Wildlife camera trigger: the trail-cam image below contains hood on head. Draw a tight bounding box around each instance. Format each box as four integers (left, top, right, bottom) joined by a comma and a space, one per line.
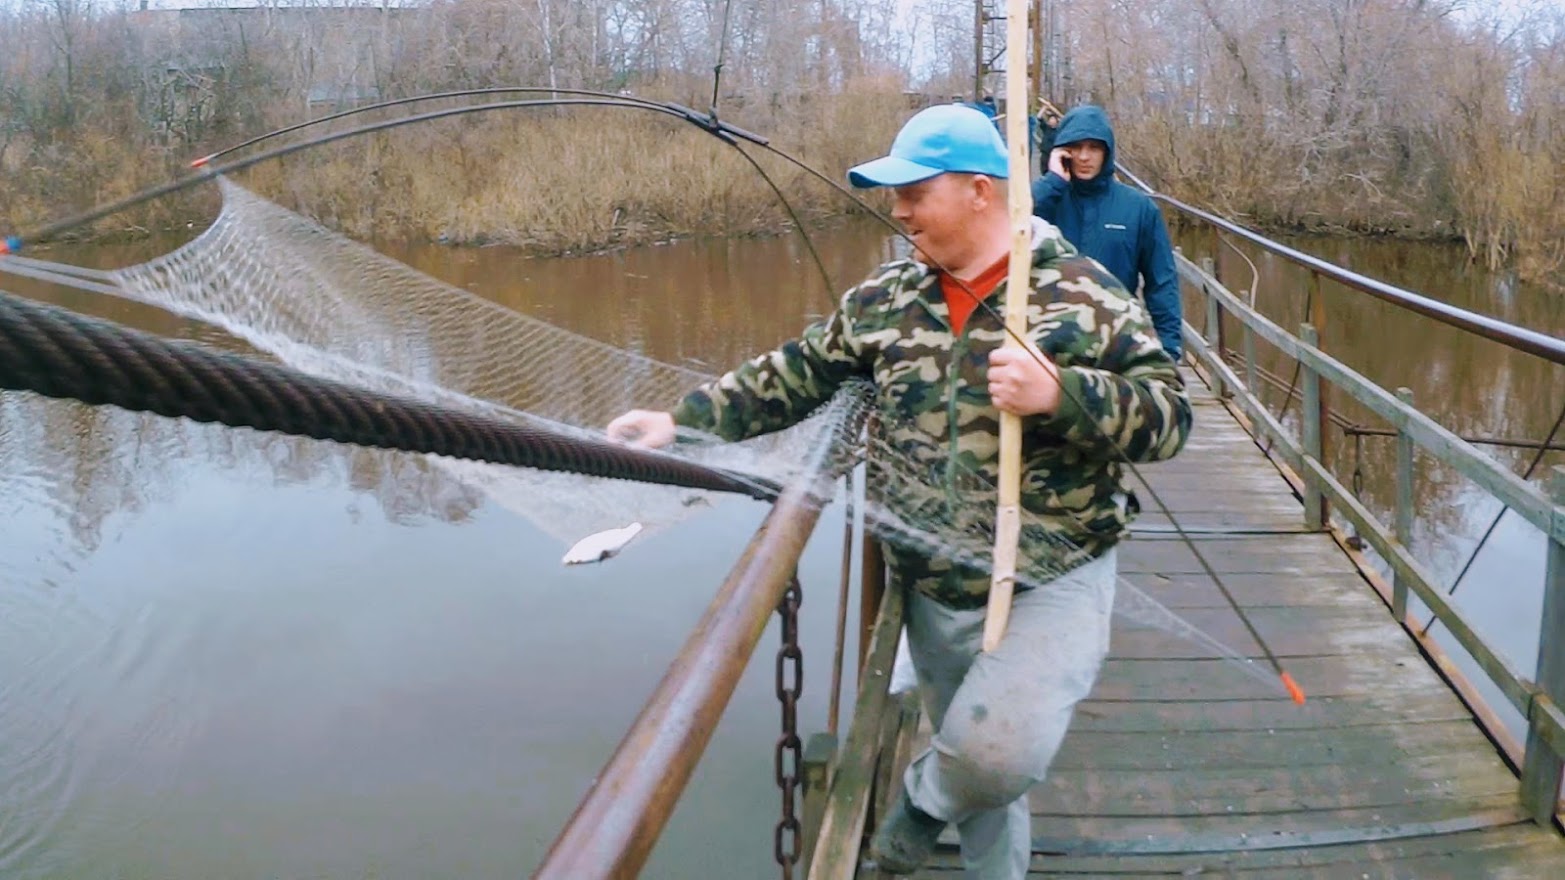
1051, 105, 1116, 183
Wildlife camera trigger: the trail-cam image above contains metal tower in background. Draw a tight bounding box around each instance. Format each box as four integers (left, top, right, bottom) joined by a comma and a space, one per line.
976, 0, 1072, 108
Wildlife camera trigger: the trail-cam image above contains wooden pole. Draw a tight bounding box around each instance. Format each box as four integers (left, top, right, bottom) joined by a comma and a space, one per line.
982, 0, 1034, 653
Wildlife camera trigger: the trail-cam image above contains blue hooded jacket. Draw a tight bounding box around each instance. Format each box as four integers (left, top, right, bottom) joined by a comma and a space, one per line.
1031, 106, 1182, 357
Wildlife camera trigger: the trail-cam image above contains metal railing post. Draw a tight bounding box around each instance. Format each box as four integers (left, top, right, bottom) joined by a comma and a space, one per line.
1300, 323, 1325, 529
799, 732, 837, 871
1242, 317, 1257, 398
1308, 272, 1330, 517
1200, 256, 1224, 399
1393, 387, 1415, 621
1521, 466, 1565, 823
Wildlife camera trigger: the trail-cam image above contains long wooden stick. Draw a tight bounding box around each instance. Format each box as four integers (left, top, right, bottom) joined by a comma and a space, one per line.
982, 0, 1035, 653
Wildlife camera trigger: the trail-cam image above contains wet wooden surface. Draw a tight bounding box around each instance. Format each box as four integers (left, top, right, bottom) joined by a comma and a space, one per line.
860, 379, 1565, 878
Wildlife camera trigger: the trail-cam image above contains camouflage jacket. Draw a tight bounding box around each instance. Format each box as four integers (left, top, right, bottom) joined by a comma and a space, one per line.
672, 218, 1191, 607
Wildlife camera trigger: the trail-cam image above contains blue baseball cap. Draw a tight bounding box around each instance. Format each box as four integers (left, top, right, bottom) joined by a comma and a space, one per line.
847, 105, 1009, 189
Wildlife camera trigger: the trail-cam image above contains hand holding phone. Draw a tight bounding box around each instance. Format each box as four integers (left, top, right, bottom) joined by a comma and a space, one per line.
1048, 147, 1073, 182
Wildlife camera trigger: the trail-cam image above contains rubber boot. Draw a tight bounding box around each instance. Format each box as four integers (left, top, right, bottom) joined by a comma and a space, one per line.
867, 791, 946, 874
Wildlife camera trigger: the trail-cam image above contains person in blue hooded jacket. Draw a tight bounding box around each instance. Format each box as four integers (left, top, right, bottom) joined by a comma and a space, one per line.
1031, 106, 1183, 358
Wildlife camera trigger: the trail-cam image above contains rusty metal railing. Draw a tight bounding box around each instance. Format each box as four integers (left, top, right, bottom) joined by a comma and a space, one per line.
534, 387, 875, 879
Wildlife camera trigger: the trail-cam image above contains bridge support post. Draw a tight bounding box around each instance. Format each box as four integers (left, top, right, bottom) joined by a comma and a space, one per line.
800, 732, 837, 871
1393, 387, 1415, 621
1242, 318, 1257, 400
1521, 466, 1565, 824
1300, 323, 1325, 530
1200, 257, 1224, 399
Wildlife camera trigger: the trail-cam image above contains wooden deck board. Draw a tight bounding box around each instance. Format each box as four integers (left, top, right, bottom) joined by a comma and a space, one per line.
916, 822, 1565, 876
843, 375, 1564, 878
1069, 693, 1475, 733
1120, 572, 1379, 610
1031, 756, 1516, 815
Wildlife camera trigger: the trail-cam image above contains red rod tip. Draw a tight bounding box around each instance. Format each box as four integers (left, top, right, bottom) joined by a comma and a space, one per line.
1281, 671, 1306, 705
190, 155, 211, 169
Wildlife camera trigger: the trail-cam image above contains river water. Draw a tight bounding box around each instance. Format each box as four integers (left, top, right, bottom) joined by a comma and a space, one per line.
1, 211, 1560, 879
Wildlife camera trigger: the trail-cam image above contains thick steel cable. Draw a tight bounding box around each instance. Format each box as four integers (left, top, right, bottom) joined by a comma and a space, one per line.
188, 87, 680, 169
0, 287, 777, 501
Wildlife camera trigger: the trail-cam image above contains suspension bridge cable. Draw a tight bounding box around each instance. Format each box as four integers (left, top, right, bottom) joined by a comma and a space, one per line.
0, 285, 777, 501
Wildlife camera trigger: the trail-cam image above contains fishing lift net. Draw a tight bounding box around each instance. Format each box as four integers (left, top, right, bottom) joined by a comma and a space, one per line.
9, 178, 1282, 694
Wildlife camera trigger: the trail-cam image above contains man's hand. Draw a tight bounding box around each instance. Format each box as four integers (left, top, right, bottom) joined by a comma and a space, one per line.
606, 409, 677, 449
1047, 147, 1073, 182
988, 342, 1062, 417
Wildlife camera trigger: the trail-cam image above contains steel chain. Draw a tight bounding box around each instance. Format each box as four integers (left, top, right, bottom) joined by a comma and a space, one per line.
773, 575, 803, 877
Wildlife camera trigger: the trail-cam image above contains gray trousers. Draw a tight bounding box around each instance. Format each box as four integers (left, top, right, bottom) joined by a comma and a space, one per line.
900, 549, 1117, 880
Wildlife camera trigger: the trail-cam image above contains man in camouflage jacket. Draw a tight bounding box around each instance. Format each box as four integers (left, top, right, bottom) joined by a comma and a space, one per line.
609, 105, 1190, 878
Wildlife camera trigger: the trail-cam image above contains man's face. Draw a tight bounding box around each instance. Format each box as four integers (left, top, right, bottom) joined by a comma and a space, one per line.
1062, 139, 1108, 180
890, 174, 981, 268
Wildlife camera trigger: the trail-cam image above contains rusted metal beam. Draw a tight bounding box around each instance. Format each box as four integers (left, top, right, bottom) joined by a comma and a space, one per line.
858, 538, 886, 676
1340, 424, 1565, 453
533, 479, 830, 880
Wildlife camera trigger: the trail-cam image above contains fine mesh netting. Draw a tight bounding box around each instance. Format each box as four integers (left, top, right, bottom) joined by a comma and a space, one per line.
20, 178, 1282, 693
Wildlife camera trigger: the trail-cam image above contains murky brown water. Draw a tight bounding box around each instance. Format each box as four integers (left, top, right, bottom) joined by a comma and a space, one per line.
1, 213, 1559, 878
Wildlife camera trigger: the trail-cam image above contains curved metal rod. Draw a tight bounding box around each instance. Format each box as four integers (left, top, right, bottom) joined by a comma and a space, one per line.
189, 87, 679, 169
1220, 233, 1261, 308
3, 98, 693, 253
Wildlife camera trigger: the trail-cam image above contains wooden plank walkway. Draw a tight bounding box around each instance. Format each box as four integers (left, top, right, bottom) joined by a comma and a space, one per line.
860, 378, 1565, 878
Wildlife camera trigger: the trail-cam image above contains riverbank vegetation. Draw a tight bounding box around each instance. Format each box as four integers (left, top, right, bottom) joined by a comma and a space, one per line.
1072, 0, 1565, 284
1, 1, 1560, 282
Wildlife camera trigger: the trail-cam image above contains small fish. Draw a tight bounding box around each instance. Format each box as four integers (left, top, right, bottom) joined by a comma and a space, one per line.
562, 522, 644, 565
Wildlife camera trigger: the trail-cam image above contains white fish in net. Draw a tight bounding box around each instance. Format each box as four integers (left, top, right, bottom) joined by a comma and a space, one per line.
562, 522, 644, 565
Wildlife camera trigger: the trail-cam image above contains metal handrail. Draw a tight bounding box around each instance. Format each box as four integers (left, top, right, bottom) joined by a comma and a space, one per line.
534, 475, 831, 879
1176, 260, 1557, 539
1114, 165, 1565, 367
